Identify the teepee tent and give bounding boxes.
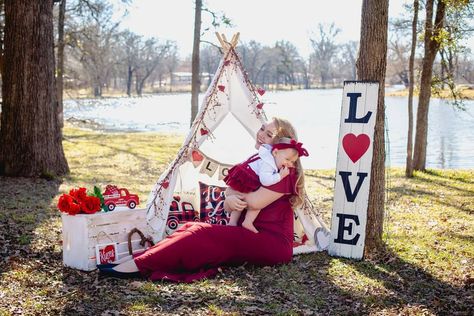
[145,33,329,254]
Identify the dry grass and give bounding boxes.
[0,125,473,315]
[387,85,474,100]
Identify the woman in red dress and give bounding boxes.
[99,117,307,283]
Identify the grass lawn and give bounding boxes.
[0,125,473,315]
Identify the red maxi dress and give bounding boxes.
[133,170,298,283]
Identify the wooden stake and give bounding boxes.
[215,32,226,50]
[215,32,240,53]
[230,32,240,47]
[221,33,229,46]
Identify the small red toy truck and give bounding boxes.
[103,185,139,211]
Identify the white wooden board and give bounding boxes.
[328,81,379,259]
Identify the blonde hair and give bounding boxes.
[271,117,305,209]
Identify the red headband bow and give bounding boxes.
[272,139,309,157]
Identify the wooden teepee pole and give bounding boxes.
[215,32,240,53]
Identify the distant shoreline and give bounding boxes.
[386,85,474,100]
[63,85,344,100]
[64,84,474,100]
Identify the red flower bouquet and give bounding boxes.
[58,186,105,216]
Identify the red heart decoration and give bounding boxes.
[257,88,265,96]
[218,85,225,92]
[200,128,209,136]
[342,133,370,163]
[224,60,230,66]
[173,195,181,202]
[192,150,203,162]
[161,181,169,189]
[256,103,264,109]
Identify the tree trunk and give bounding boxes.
[126,65,133,96]
[356,0,389,257]
[190,0,202,127]
[0,0,69,177]
[169,71,173,93]
[440,49,446,88]
[56,0,66,128]
[0,1,5,79]
[135,74,142,96]
[94,85,101,97]
[137,78,145,96]
[321,66,328,87]
[413,0,446,171]
[406,0,419,178]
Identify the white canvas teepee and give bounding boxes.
[145,36,330,254]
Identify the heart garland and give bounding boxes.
[191,150,204,167]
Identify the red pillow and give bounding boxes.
[198,181,229,225]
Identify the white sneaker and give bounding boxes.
[314,227,330,250]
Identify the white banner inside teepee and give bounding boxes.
[199,114,257,165]
[145,47,330,254]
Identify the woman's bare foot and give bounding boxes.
[242,220,259,233]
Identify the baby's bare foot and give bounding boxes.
[242,221,259,233]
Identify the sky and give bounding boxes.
[120,0,474,59]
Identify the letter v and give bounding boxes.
[339,171,368,202]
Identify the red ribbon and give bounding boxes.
[273,139,309,157]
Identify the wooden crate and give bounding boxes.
[61,208,152,271]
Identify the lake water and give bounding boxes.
[64,89,474,169]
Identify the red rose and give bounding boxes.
[69,187,87,202]
[68,202,81,215]
[80,196,101,214]
[57,194,73,213]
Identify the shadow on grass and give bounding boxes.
[344,249,472,315]
[2,166,471,314]
[390,185,473,217]
[424,169,474,185]
[51,250,472,315]
[412,171,474,196]
[0,176,62,277]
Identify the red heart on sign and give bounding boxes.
[257,88,265,96]
[218,85,225,92]
[256,103,264,109]
[342,133,370,163]
[200,128,209,136]
[161,181,169,189]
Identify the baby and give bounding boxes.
[224,137,309,233]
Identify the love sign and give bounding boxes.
[329,81,379,259]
